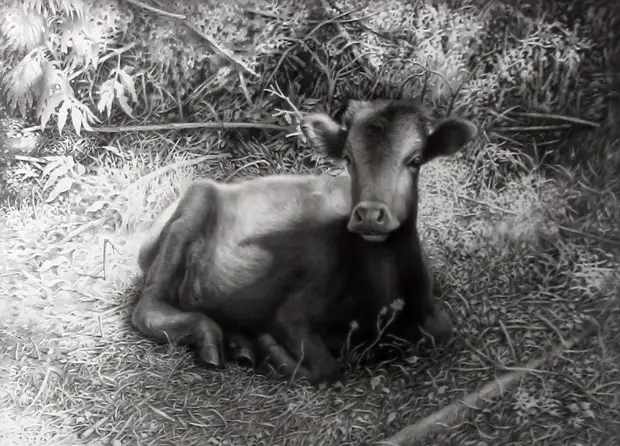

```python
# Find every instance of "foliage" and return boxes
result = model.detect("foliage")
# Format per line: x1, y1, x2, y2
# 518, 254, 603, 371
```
0, 0, 132, 135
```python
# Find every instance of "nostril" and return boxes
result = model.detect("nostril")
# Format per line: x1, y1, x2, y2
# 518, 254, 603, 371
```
376, 208, 385, 224
353, 207, 364, 223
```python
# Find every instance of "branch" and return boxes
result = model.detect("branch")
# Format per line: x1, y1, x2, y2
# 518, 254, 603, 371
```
507, 111, 601, 128
121, 0, 257, 77
86, 121, 292, 134
375, 296, 619, 446
184, 22, 259, 78
122, 0, 184, 19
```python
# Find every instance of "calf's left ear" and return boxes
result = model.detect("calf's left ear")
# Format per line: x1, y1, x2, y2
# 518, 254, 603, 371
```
424, 118, 478, 161
300, 113, 348, 159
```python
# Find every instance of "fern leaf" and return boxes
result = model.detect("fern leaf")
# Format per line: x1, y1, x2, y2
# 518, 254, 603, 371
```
58, 17, 101, 68
23, 0, 85, 19
39, 90, 66, 131
77, 101, 99, 128
45, 176, 75, 203
36, 60, 73, 129
2, 48, 46, 117
0, 7, 46, 58
113, 80, 134, 118
57, 99, 71, 134
70, 104, 82, 135
117, 66, 138, 103
96, 78, 115, 118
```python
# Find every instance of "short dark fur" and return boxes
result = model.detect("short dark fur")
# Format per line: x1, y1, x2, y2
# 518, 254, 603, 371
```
133, 98, 478, 384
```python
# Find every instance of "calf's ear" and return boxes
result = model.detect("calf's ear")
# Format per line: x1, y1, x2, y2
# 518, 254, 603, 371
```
424, 118, 478, 161
300, 113, 347, 159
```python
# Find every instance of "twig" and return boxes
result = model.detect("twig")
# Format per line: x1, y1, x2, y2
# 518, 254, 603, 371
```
456, 194, 518, 216
122, 0, 184, 19
29, 337, 40, 360
498, 319, 517, 363
491, 124, 572, 132
558, 225, 620, 248
98, 315, 104, 338
24, 367, 61, 413
536, 311, 569, 347
121, 0, 257, 77
507, 111, 600, 128
87, 121, 291, 134
81, 415, 112, 440
375, 297, 618, 446
224, 159, 271, 183
243, 9, 282, 20
184, 22, 258, 78
13, 155, 46, 164
60, 216, 109, 244
147, 403, 175, 422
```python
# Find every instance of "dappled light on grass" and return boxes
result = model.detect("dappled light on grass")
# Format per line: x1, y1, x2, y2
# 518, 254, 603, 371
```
1, 138, 619, 445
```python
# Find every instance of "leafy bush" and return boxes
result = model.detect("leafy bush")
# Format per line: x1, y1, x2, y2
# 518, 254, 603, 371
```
0, 0, 133, 135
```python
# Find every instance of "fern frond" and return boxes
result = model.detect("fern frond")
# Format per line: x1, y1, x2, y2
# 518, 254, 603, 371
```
59, 16, 103, 69
1, 47, 47, 117
37, 60, 74, 129
22, 0, 85, 20
0, 7, 46, 56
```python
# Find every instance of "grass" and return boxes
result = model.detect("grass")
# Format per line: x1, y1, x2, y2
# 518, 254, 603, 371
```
1, 0, 620, 445
1, 133, 619, 445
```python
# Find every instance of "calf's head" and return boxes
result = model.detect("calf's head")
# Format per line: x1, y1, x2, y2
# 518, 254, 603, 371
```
301, 99, 478, 242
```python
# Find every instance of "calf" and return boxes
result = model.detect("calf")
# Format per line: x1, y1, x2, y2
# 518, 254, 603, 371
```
133, 98, 478, 384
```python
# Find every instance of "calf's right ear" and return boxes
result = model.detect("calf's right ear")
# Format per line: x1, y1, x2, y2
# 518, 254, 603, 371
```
300, 113, 347, 159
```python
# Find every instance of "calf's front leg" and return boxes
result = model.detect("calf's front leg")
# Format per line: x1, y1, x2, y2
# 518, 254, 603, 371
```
271, 291, 341, 385
132, 296, 225, 367
134, 182, 227, 365
398, 249, 453, 347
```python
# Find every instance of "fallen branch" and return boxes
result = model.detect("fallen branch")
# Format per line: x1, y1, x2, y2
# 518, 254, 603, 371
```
121, 0, 257, 77
375, 297, 618, 446
507, 111, 601, 128
14, 155, 48, 165
491, 124, 572, 132
87, 121, 291, 134
121, 0, 184, 19
184, 21, 259, 78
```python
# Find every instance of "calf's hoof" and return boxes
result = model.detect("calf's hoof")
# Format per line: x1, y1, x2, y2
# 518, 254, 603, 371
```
420, 309, 453, 346
198, 343, 223, 368
227, 334, 256, 368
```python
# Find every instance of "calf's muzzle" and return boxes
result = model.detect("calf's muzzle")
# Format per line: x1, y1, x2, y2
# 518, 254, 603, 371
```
348, 201, 398, 242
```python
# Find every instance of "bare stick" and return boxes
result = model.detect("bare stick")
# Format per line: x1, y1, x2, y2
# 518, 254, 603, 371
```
375, 298, 618, 446
121, 0, 257, 77
491, 124, 572, 132
184, 22, 258, 78
507, 111, 600, 128
14, 155, 48, 165
122, 0, 185, 19
87, 121, 291, 134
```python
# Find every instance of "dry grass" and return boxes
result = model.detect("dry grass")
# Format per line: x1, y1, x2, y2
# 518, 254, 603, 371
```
1, 132, 619, 445
2, 0, 620, 445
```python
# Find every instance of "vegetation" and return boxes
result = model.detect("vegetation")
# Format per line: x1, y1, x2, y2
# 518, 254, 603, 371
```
1, 0, 619, 445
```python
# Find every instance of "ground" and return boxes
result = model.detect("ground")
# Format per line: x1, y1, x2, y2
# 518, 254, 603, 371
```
1, 0, 620, 445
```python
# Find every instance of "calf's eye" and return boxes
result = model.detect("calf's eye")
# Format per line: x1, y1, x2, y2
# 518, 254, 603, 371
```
408, 155, 422, 166
342, 154, 352, 165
